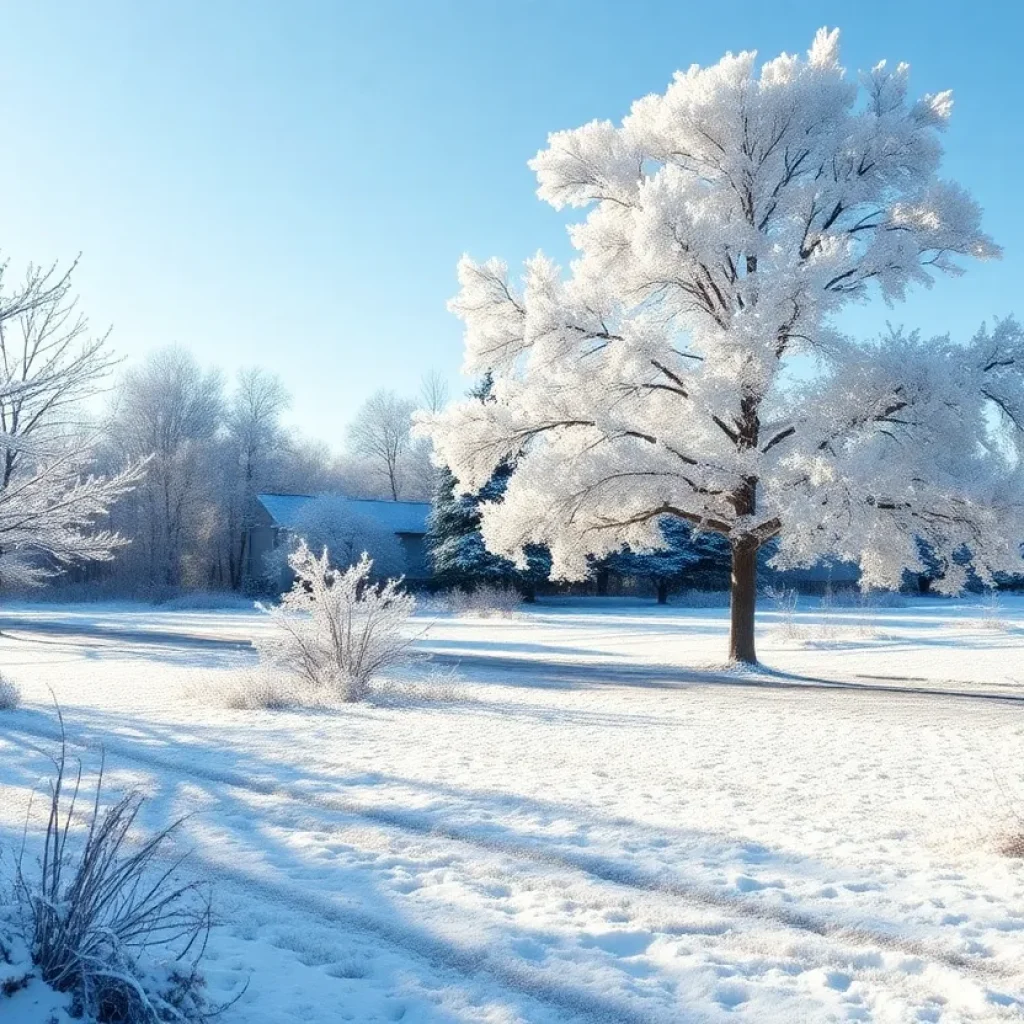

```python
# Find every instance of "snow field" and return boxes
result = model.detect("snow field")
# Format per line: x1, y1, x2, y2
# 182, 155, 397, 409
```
1, 597, 1023, 1021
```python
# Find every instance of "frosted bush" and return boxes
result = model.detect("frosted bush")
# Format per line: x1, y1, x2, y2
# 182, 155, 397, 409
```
12, 725, 215, 1022
256, 543, 417, 703
444, 584, 522, 617
980, 591, 1009, 631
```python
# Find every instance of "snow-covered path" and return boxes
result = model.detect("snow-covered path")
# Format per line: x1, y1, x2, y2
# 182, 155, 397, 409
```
2, 598, 1024, 1021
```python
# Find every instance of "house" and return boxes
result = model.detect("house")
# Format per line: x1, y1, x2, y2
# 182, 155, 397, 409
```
246, 493, 431, 586
764, 557, 861, 594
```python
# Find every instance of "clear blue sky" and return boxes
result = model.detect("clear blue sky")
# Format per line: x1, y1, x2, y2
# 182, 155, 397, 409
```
0, 1, 1018, 444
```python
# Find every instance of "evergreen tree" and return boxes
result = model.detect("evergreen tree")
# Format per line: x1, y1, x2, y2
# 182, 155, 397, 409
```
427, 375, 551, 597
605, 518, 731, 603
427, 465, 516, 588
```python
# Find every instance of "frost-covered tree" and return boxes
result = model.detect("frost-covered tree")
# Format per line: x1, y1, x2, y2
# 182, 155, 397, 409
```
347, 390, 418, 501
224, 368, 290, 589
423, 30, 1022, 663
107, 347, 224, 588
0, 258, 139, 585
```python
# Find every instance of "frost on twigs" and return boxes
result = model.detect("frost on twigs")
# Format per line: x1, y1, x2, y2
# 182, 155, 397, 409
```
419, 28, 1021, 662
255, 543, 418, 703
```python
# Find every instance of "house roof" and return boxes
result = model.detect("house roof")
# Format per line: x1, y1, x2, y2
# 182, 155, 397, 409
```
256, 493, 430, 535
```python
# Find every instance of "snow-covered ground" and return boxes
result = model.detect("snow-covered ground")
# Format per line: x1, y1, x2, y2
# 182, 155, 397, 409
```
1, 595, 1023, 1022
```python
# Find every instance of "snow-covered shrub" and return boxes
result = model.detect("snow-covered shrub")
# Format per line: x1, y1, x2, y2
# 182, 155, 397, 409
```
980, 591, 1009, 631
444, 583, 522, 617
13, 729, 213, 1022
256, 543, 417, 703
0, 674, 19, 711
763, 585, 800, 640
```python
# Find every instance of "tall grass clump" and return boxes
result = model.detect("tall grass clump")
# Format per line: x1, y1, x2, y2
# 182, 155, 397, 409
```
13, 716, 215, 1022
443, 584, 522, 617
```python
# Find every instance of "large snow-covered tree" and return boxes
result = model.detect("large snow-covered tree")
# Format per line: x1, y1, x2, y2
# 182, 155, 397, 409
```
422, 29, 1024, 663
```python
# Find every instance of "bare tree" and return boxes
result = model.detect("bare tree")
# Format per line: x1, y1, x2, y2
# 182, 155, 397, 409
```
109, 347, 223, 588
420, 370, 450, 414
0, 259, 118, 486
225, 368, 290, 588
347, 390, 416, 501
0, 257, 139, 585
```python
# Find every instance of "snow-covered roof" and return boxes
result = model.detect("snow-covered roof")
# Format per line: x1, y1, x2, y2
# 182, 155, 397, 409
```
257, 493, 430, 535
257, 493, 316, 529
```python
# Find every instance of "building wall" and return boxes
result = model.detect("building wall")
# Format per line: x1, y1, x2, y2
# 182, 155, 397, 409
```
397, 533, 429, 580
246, 524, 288, 589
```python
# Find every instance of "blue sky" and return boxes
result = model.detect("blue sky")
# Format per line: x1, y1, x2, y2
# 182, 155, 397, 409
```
0, 1, 1018, 442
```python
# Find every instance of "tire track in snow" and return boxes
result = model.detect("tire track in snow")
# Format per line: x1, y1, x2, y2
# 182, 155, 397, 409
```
4, 714, 1012, 984
3, 726, 679, 1024
196, 856, 670, 1024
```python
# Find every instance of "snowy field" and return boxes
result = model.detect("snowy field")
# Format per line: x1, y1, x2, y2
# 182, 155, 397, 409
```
2, 595, 1024, 1022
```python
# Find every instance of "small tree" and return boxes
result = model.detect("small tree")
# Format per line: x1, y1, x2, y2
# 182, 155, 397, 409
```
419, 370, 450, 414
256, 544, 416, 702
226, 367, 290, 590
422, 30, 1022, 663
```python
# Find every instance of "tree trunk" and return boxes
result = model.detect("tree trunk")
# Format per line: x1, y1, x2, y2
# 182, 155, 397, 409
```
595, 567, 609, 597
729, 537, 758, 664
656, 580, 669, 605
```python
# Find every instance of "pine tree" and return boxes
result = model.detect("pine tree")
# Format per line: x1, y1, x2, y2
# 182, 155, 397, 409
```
427, 462, 551, 597
427, 374, 551, 596
605, 518, 730, 603
427, 465, 514, 588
